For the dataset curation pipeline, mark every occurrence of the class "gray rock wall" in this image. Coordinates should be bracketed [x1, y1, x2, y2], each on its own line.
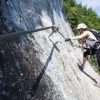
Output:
[0, 0, 100, 100]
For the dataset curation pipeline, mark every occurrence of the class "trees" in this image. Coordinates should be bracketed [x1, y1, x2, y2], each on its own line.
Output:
[63, 0, 100, 73]
[63, 0, 100, 33]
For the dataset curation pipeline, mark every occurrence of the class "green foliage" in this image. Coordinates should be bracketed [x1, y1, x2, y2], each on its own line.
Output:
[63, 0, 100, 33]
[63, 0, 100, 73]
[90, 55, 100, 74]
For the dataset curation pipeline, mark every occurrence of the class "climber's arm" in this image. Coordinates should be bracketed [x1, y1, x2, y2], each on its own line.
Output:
[71, 32, 88, 40]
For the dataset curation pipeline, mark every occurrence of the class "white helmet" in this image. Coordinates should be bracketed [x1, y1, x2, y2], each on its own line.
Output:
[77, 23, 87, 30]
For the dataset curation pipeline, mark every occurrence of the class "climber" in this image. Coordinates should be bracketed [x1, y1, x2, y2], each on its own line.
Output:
[65, 23, 98, 71]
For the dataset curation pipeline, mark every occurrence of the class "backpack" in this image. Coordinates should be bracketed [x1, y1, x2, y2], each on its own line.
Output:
[88, 29, 100, 52]
[89, 29, 100, 42]
[82, 29, 100, 52]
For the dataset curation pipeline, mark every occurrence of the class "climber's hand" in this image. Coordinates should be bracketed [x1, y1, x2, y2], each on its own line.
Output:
[65, 38, 71, 42]
[74, 44, 82, 48]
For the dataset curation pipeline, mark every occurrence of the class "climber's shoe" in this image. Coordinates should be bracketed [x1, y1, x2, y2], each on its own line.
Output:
[77, 63, 84, 71]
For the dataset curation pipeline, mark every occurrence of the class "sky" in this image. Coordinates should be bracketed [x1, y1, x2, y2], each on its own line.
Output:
[76, 0, 100, 16]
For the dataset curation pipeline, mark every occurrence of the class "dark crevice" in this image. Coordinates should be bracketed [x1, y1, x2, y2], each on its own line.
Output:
[82, 71, 97, 84]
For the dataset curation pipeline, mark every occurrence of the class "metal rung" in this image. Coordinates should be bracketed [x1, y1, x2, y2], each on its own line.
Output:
[0, 25, 56, 40]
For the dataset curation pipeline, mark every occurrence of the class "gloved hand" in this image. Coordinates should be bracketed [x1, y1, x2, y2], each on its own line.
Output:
[65, 38, 71, 42]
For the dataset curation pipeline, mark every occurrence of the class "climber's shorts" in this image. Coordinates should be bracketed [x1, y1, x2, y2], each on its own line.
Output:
[83, 49, 96, 57]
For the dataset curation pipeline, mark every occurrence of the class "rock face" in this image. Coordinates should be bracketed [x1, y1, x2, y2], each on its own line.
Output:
[0, 0, 100, 100]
